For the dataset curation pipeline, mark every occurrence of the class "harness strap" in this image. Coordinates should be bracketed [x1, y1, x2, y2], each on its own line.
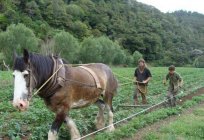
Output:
[79, 66, 102, 89]
[38, 56, 65, 98]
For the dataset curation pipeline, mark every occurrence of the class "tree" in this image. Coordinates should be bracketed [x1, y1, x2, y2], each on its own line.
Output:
[193, 55, 204, 68]
[70, 21, 90, 39]
[54, 31, 80, 63]
[66, 4, 85, 21]
[97, 36, 116, 64]
[0, 23, 39, 65]
[112, 49, 126, 65]
[132, 51, 143, 63]
[79, 37, 102, 63]
[79, 36, 128, 64]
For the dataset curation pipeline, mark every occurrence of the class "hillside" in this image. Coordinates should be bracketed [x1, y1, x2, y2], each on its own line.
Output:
[0, 0, 204, 66]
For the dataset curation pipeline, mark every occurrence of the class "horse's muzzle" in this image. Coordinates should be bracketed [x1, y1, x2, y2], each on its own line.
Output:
[13, 99, 29, 111]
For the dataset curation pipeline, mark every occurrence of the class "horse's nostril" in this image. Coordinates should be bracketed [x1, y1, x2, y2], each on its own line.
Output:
[19, 103, 23, 108]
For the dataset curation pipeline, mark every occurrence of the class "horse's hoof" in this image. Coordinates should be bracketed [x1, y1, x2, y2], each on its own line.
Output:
[107, 125, 115, 132]
[71, 136, 81, 140]
[48, 130, 58, 140]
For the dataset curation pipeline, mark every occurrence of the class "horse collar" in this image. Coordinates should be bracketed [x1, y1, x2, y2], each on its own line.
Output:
[38, 56, 66, 99]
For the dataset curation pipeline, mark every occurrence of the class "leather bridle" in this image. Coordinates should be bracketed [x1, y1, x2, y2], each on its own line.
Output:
[26, 63, 37, 101]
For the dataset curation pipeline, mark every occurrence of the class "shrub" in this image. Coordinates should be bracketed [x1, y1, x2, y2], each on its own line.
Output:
[132, 51, 143, 63]
[112, 49, 126, 65]
[79, 37, 102, 63]
[54, 31, 80, 63]
[0, 23, 39, 65]
[193, 55, 204, 68]
[79, 36, 127, 64]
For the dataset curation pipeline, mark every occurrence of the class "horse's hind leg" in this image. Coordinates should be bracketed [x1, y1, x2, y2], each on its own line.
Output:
[95, 99, 105, 129]
[65, 116, 81, 140]
[104, 92, 115, 132]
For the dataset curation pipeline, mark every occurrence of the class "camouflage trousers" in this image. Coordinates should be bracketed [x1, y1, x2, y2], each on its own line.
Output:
[165, 89, 178, 107]
[133, 84, 147, 104]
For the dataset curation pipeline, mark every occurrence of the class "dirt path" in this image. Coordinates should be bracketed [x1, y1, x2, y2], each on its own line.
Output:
[124, 88, 204, 140]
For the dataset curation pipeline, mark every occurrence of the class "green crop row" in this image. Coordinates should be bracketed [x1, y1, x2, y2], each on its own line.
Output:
[0, 67, 204, 139]
[93, 95, 204, 140]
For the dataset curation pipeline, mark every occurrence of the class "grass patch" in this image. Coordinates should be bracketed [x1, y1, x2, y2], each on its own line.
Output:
[94, 94, 204, 140]
[143, 101, 204, 140]
[1, 68, 204, 139]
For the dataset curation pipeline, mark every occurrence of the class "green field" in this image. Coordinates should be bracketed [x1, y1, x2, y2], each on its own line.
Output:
[143, 104, 204, 140]
[0, 67, 204, 139]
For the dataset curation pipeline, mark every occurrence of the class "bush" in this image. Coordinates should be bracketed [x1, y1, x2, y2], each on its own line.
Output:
[132, 51, 143, 63]
[54, 31, 80, 63]
[66, 4, 85, 20]
[112, 48, 126, 65]
[70, 21, 90, 39]
[0, 52, 5, 70]
[0, 23, 39, 65]
[79, 37, 102, 63]
[97, 36, 118, 64]
[125, 54, 134, 66]
[193, 55, 204, 68]
[79, 36, 128, 64]
[40, 39, 55, 56]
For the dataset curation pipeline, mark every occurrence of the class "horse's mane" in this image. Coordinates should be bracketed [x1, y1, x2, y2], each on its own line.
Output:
[29, 53, 54, 88]
[13, 53, 53, 88]
[13, 52, 69, 88]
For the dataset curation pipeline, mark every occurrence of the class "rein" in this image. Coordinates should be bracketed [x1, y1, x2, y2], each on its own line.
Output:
[30, 64, 98, 99]
[30, 64, 63, 99]
[29, 63, 133, 99]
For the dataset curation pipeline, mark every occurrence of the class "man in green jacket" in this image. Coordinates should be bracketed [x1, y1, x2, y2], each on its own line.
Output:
[163, 65, 183, 107]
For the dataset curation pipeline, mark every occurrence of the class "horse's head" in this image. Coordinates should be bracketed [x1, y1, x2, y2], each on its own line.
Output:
[12, 49, 36, 111]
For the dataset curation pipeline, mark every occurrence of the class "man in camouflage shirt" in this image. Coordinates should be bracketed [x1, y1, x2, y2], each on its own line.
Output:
[163, 65, 183, 107]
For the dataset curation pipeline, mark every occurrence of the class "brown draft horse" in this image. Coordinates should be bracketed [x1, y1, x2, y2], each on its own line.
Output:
[12, 49, 118, 140]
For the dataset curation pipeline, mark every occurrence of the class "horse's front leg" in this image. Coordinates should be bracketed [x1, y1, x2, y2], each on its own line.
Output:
[48, 113, 66, 140]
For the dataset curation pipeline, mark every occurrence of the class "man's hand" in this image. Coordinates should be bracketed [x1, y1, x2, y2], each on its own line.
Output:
[133, 77, 137, 84]
[178, 80, 183, 88]
[163, 80, 166, 86]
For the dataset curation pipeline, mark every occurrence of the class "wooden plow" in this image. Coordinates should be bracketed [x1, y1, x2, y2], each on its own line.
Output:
[118, 104, 152, 108]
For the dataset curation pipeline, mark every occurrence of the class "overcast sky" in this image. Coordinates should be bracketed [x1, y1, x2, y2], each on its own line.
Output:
[136, 0, 204, 14]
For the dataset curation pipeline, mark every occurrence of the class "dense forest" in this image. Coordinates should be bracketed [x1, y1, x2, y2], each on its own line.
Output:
[0, 0, 204, 68]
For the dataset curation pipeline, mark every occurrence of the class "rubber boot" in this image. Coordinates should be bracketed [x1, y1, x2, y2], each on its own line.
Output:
[165, 97, 171, 107]
[172, 97, 176, 107]
[133, 97, 139, 105]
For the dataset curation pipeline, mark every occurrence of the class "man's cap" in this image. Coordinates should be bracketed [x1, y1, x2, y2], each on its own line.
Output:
[168, 65, 175, 71]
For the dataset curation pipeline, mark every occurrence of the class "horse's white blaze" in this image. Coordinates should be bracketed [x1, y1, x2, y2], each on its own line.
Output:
[13, 70, 28, 104]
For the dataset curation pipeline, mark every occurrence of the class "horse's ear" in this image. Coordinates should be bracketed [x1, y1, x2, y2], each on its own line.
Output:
[23, 49, 29, 64]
